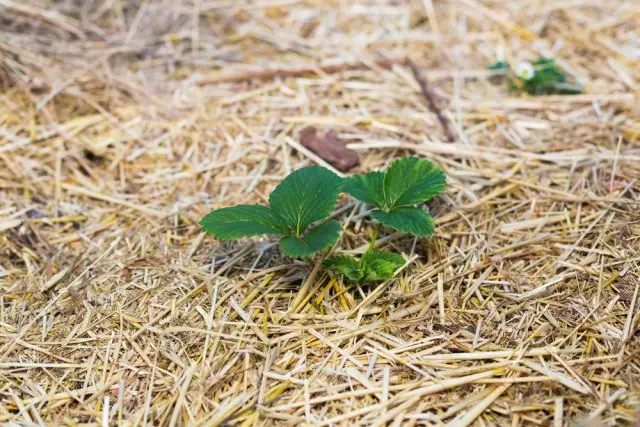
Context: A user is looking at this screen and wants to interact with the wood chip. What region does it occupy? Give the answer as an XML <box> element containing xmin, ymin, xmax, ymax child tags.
<box><xmin>299</xmin><ymin>126</ymin><xmax>360</xmax><ymax>172</ymax></box>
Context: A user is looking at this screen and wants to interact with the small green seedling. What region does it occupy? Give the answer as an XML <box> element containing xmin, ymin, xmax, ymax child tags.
<box><xmin>323</xmin><ymin>250</ymin><xmax>405</xmax><ymax>283</ymax></box>
<box><xmin>488</xmin><ymin>57</ymin><xmax>582</xmax><ymax>95</ymax></box>
<box><xmin>323</xmin><ymin>157</ymin><xmax>445</xmax><ymax>282</ymax></box>
<box><xmin>200</xmin><ymin>157</ymin><xmax>446</xmax><ymax>283</ymax></box>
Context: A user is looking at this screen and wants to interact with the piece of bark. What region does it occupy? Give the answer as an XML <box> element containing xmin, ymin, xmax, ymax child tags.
<box><xmin>299</xmin><ymin>127</ymin><xmax>359</xmax><ymax>172</ymax></box>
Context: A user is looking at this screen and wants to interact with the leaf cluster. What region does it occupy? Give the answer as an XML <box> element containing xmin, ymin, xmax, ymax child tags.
<box><xmin>488</xmin><ymin>57</ymin><xmax>582</xmax><ymax>95</ymax></box>
<box><xmin>200</xmin><ymin>157</ymin><xmax>446</xmax><ymax>281</ymax></box>
<box><xmin>323</xmin><ymin>250</ymin><xmax>404</xmax><ymax>283</ymax></box>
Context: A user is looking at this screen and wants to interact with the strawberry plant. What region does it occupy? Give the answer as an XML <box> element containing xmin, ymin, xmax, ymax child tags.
<box><xmin>487</xmin><ymin>57</ymin><xmax>582</xmax><ymax>95</ymax></box>
<box><xmin>200</xmin><ymin>157</ymin><xmax>446</xmax><ymax>282</ymax></box>
<box><xmin>323</xmin><ymin>157</ymin><xmax>445</xmax><ymax>282</ymax></box>
<box><xmin>323</xmin><ymin>250</ymin><xmax>405</xmax><ymax>283</ymax></box>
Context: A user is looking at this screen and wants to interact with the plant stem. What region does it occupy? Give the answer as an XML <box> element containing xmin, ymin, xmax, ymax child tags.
<box><xmin>368</xmin><ymin>223</ymin><xmax>383</xmax><ymax>252</ymax></box>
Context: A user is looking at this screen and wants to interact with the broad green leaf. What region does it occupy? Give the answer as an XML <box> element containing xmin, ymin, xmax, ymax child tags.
<box><xmin>303</xmin><ymin>220</ymin><xmax>341</xmax><ymax>252</ymax></box>
<box><xmin>372</xmin><ymin>207</ymin><xmax>435</xmax><ymax>236</ymax></box>
<box><xmin>279</xmin><ymin>221</ymin><xmax>342</xmax><ymax>258</ymax></box>
<box><xmin>383</xmin><ymin>157</ymin><xmax>446</xmax><ymax>208</ymax></box>
<box><xmin>200</xmin><ymin>205</ymin><xmax>287</xmax><ymax>240</ymax></box>
<box><xmin>343</xmin><ymin>171</ymin><xmax>385</xmax><ymax>208</ymax></box>
<box><xmin>279</xmin><ymin>236</ymin><xmax>314</xmax><ymax>258</ymax></box>
<box><xmin>361</xmin><ymin>250</ymin><xmax>404</xmax><ymax>281</ymax></box>
<box><xmin>269</xmin><ymin>166</ymin><xmax>343</xmax><ymax>236</ymax></box>
<box><xmin>323</xmin><ymin>256</ymin><xmax>363</xmax><ymax>281</ymax></box>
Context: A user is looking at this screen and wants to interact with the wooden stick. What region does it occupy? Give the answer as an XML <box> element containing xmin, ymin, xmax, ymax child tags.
<box><xmin>408</xmin><ymin>59</ymin><xmax>456</xmax><ymax>142</ymax></box>
<box><xmin>197</xmin><ymin>57</ymin><xmax>409</xmax><ymax>86</ymax></box>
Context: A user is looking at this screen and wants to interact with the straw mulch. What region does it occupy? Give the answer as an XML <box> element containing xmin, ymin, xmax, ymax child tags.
<box><xmin>1</xmin><ymin>0</ymin><xmax>639</xmax><ymax>425</ymax></box>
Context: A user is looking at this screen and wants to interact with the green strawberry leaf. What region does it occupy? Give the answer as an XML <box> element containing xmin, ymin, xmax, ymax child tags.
<box><xmin>302</xmin><ymin>220</ymin><xmax>342</xmax><ymax>252</ymax></box>
<box><xmin>344</xmin><ymin>157</ymin><xmax>444</xmax><ymax>237</ymax></box>
<box><xmin>383</xmin><ymin>157</ymin><xmax>446</xmax><ymax>208</ymax></box>
<box><xmin>200</xmin><ymin>205</ymin><xmax>288</xmax><ymax>240</ymax></box>
<box><xmin>361</xmin><ymin>250</ymin><xmax>404</xmax><ymax>281</ymax></box>
<box><xmin>343</xmin><ymin>171</ymin><xmax>385</xmax><ymax>208</ymax></box>
<box><xmin>372</xmin><ymin>207</ymin><xmax>435</xmax><ymax>236</ymax></box>
<box><xmin>269</xmin><ymin>166</ymin><xmax>343</xmax><ymax>236</ymax></box>
<box><xmin>323</xmin><ymin>256</ymin><xmax>363</xmax><ymax>281</ymax></box>
<box><xmin>279</xmin><ymin>237</ymin><xmax>315</xmax><ymax>258</ymax></box>
<box><xmin>279</xmin><ymin>220</ymin><xmax>342</xmax><ymax>258</ymax></box>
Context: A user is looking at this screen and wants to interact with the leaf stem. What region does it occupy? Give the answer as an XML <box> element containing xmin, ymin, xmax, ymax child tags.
<box><xmin>368</xmin><ymin>223</ymin><xmax>383</xmax><ymax>252</ymax></box>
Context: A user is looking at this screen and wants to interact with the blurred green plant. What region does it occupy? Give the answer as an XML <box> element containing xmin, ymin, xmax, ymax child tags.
<box><xmin>488</xmin><ymin>57</ymin><xmax>582</xmax><ymax>95</ymax></box>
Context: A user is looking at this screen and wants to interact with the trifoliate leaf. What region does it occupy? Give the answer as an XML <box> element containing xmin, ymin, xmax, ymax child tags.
<box><xmin>383</xmin><ymin>157</ymin><xmax>446</xmax><ymax>208</ymax></box>
<box><xmin>200</xmin><ymin>205</ymin><xmax>288</xmax><ymax>240</ymax></box>
<box><xmin>323</xmin><ymin>256</ymin><xmax>363</xmax><ymax>281</ymax></box>
<box><xmin>269</xmin><ymin>166</ymin><xmax>343</xmax><ymax>236</ymax></box>
<box><xmin>279</xmin><ymin>220</ymin><xmax>342</xmax><ymax>258</ymax></box>
<box><xmin>361</xmin><ymin>250</ymin><xmax>404</xmax><ymax>281</ymax></box>
<box><xmin>343</xmin><ymin>171</ymin><xmax>385</xmax><ymax>208</ymax></box>
<box><xmin>345</xmin><ymin>157</ymin><xmax>445</xmax><ymax>213</ymax></box>
<box><xmin>372</xmin><ymin>207</ymin><xmax>435</xmax><ymax>236</ymax></box>
<box><xmin>344</xmin><ymin>157</ymin><xmax>445</xmax><ymax>236</ymax></box>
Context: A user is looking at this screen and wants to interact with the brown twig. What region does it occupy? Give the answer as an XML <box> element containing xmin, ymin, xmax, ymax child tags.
<box><xmin>197</xmin><ymin>57</ymin><xmax>408</xmax><ymax>86</ymax></box>
<box><xmin>408</xmin><ymin>59</ymin><xmax>456</xmax><ymax>142</ymax></box>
